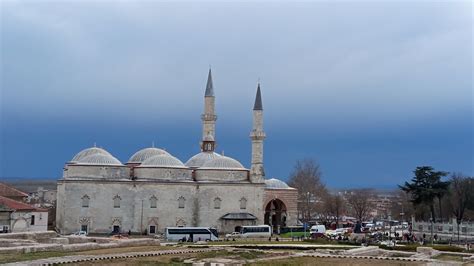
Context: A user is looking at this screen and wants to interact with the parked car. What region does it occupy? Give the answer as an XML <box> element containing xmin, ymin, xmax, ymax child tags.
<box><xmin>70</xmin><ymin>231</ymin><xmax>88</xmax><ymax>237</ymax></box>
<box><xmin>225</xmin><ymin>232</ymin><xmax>242</xmax><ymax>238</ymax></box>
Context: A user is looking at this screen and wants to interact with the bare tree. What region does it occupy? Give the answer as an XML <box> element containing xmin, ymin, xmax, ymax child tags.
<box><xmin>448</xmin><ymin>173</ymin><xmax>473</xmax><ymax>240</ymax></box>
<box><xmin>346</xmin><ymin>189</ymin><xmax>375</xmax><ymax>222</ymax></box>
<box><xmin>288</xmin><ymin>159</ymin><xmax>327</xmax><ymax>223</ymax></box>
<box><xmin>323</xmin><ymin>193</ymin><xmax>345</xmax><ymax>228</ymax></box>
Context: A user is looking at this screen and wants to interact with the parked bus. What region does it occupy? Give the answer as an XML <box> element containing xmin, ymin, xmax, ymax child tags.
<box><xmin>240</xmin><ymin>225</ymin><xmax>271</xmax><ymax>238</ymax></box>
<box><xmin>165</xmin><ymin>227</ymin><xmax>218</xmax><ymax>242</ymax></box>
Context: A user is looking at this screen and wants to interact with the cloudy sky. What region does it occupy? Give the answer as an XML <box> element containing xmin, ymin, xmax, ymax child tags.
<box><xmin>1</xmin><ymin>0</ymin><xmax>472</xmax><ymax>188</ymax></box>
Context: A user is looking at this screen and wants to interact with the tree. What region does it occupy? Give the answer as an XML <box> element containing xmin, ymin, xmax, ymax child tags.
<box><xmin>288</xmin><ymin>159</ymin><xmax>327</xmax><ymax>223</ymax></box>
<box><xmin>448</xmin><ymin>173</ymin><xmax>474</xmax><ymax>240</ymax></box>
<box><xmin>346</xmin><ymin>189</ymin><xmax>375</xmax><ymax>222</ymax></box>
<box><xmin>323</xmin><ymin>193</ymin><xmax>345</xmax><ymax>228</ymax></box>
<box><xmin>399</xmin><ymin>166</ymin><xmax>449</xmax><ymax>221</ymax></box>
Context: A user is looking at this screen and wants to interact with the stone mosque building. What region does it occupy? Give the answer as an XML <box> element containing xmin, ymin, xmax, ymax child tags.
<box><xmin>56</xmin><ymin>70</ymin><xmax>298</xmax><ymax>235</ymax></box>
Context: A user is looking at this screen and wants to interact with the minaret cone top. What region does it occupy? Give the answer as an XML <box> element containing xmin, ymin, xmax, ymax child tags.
<box><xmin>253</xmin><ymin>83</ymin><xmax>263</xmax><ymax>110</ymax></box>
<box><xmin>205</xmin><ymin>68</ymin><xmax>214</xmax><ymax>97</ymax></box>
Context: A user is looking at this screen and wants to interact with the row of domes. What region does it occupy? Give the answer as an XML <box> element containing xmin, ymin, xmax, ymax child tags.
<box><xmin>68</xmin><ymin>146</ymin><xmax>246</xmax><ymax>170</ymax></box>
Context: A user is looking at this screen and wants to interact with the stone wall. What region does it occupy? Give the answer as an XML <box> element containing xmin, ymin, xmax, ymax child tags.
<box><xmin>56</xmin><ymin>179</ymin><xmax>265</xmax><ymax>235</ymax></box>
<box><xmin>134</xmin><ymin>167</ymin><xmax>193</xmax><ymax>181</ymax></box>
<box><xmin>64</xmin><ymin>165</ymin><xmax>130</xmax><ymax>180</ymax></box>
<box><xmin>195</xmin><ymin>169</ymin><xmax>248</xmax><ymax>182</ymax></box>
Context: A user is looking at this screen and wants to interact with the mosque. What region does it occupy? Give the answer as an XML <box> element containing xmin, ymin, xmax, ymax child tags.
<box><xmin>56</xmin><ymin>70</ymin><xmax>298</xmax><ymax>235</ymax></box>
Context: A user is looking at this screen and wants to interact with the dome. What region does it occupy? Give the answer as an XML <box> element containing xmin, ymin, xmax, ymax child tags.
<box><xmin>185</xmin><ymin>152</ymin><xmax>221</xmax><ymax>168</ymax></box>
<box><xmin>70</xmin><ymin>147</ymin><xmax>112</xmax><ymax>163</ymax></box>
<box><xmin>140</xmin><ymin>154</ymin><xmax>186</xmax><ymax>168</ymax></box>
<box><xmin>265</xmin><ymin>178</ymin><xmax>290</xmax><ymax>189</ymax></box>
<box><xmin>201</xmin><ymin>155</ymin><xmax>246</xmax><ymax>170</ymax></box>
<box><xmin>77</xmin><ymin>154</ymin><xmax>122</xmax><ymax>166</ymax></box>
<box><xmin>128</xmin><ymin>147</ymin><xmax>170</xmax><ymax>164</ymax></box>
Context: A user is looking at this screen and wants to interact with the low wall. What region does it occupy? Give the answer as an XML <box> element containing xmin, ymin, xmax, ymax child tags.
<box><xmin>0</xmin><ymin>231</ymin><xmax>57</xmax><ymax>241</ymax></box>
<box><xmin>0</xmin><ymin>238</ymin><xmax>160</xmax><ymax>254</ymax></box>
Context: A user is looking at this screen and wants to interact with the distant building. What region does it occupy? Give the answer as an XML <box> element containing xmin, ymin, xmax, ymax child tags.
<box><xmin>0</xmin><ymin>196</ymin><xmax>48</xmax><ymax>232</ymax></box>
<box><xmin>56</xmin><ymin>70</ymin><xmax>298</xmax><ymax>235</ymax></box>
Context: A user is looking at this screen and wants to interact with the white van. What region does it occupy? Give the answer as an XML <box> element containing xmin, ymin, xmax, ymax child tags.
<box><xmin>310</xmin><ymin>225</ymin><xmax>326</xmax><ymax>238</ymax></box>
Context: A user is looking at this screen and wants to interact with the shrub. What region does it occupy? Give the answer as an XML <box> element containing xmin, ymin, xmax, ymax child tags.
<box><xmin>429</xmin><ymin>245</ymin><xmax>464</xmax><ymax>253</ymax></box>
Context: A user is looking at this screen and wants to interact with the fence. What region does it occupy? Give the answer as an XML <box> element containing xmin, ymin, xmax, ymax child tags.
<box><xmin>411</xmin><ymin>217</ymin><xmax>474</xmax><ymax>238</ymax></box>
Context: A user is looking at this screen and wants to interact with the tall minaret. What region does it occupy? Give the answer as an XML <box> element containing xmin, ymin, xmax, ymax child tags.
<box><xmin>250</xmin><ymin>83</ymin><xmax>266</xmax><ymax>183</ymax></box>
<box><xmin>201</xmin><ymin>68</ymin><xmax>217</xmax><ymax>152</ymax></box>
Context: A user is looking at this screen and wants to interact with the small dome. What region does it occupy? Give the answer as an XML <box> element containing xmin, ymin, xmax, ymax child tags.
<box><xmin>140</xmin><ymin>154</ymin><xmax>186</xmax><ymax>168</ymax></box>
<box><xmin>185</xmin><ymin>152</ymin><xmax>221</xmax><ymax>168</ymax></box>
<box><xmin>77</xmin><ymin>154</ymin><xmax>122</xmax><ymax>166</ymax></box>
<box><xmin>70</xmin><ymin>147</ymin><xmax>112</xmax><ymax>163</ymax></box>
<box><xmin>128</xmin><ymin>147</ymin><xmax>170</xmax><ymax>164</ymax></box>
<box><xmin>201</xmin><ymin>155</ymin><xmax>246</xmax><ymax>170</ymax></box>
<box><xmin>265</xmin><ymin>178</ymin><xmax>290</xmax><ymax>189</ymax></box>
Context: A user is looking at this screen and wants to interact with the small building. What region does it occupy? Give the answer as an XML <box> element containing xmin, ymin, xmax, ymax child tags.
<box><xmin>0</xmin><ymin>183</ymin><xmax>28</xmax><ymax>202</ymax></box>
<box><xmin>0</xmin><ymin>196</ymin><xmax>48</xmax><ymax>232</ymax></box>
<box><xmin>264</xmin><ymin>178</ymin><xmax>298</xmax><ymax>234</ymax></box>
<box><xmin>0</xmin><ymin>205</ymin><xmax>13</xmax><ymax>233</ymax></box>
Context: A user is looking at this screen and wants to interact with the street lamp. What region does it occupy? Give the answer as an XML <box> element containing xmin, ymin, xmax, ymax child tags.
<box><xmin>430</xmin><ymin>215</ymin><xmax>434</xmax><ymax>245</ymax></box>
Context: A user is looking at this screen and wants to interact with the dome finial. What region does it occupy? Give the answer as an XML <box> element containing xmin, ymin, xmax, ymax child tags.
<box><xmin>93</xmin><ymin>142</ymin><xmax>97</xmax><ymax>147</ymax></box>
<box><xmin>151</xmin><ymin>141</ymin><xmax>155</xmax><ymax>148</ymax></box>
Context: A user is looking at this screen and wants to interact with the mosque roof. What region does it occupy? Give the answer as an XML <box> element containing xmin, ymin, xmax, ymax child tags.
<box><xmin>200</xmin><ymin>155</ymin><xmax>246</xmax><ymax>170</ymax></box>
<box><xmin>264</xmin><ymin>178</ymin><xmax>293</xmax><ymax>189</ymax></box>
<box><xmin>70</xmin><ymin>146</ymin><xmax>112</xmax><ymax>163</ymax></box>
<box><xmin>76</xmin><ymin>154</ymin><xmax>123</xmax><ymax>166</ymax></box>
<box><xmin>185</xmin><ymin>152</ymin><xmax>221</xmax><ymax>168</ymax></box>
<box><xmin>140</xmin><ymin>154</ymin><xmax>186</xmax><ymax>168</ymax></box>
<box><xmin>128</xmin><ymin>147</ymin><xmax>170</xmax><ymax>164</ymax></box>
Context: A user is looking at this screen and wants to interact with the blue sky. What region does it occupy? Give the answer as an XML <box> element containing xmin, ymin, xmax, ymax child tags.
<box><xmin>1</xmin><ymin>1</ymin><xmax>472</xmax><ymax>188</ymax></box>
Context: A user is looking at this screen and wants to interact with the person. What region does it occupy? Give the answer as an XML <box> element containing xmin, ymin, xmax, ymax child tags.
<box><xmin>268</xmin><ymin>236</ymin><xmax>271</xmax><ymax>241</ymax></box>
<box><xmin>434</xmin><ymin>234</ymin><xmax>438</xmax><ymax>242</ymax></box>
<box><xmin>128</xmin><ymin>230</ymin><xmax>131</xmax><ymax>236</ymax></box>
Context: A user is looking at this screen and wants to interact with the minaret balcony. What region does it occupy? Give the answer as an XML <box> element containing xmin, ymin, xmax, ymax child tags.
<box><xmin>250</xmin><ymin>130</ymin><xmax>266</xmax><ymax>139</ymax></box>
<box><xmin>201</xmin><ymin>114</ymin><xmax>217</xmax><ymax>121</ymax></box>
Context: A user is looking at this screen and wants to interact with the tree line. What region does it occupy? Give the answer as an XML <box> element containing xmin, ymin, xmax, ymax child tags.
<box><xmin>287</xmin><ymin>160</ymin><xmax>474</xmax><ymax>226</ymax></box>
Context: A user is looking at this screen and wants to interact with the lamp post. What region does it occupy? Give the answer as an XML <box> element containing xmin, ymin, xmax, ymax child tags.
<box><xmin>430</xmin><ymin>216</ymin><xmax>434</xmax><ymax>245</ymax></box>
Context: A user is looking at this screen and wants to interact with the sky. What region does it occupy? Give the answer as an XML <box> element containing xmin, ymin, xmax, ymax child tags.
<box><xmin>0</xmin><ymin>0</ymin><xmax>472</xmax><ymax>188</ymax></box>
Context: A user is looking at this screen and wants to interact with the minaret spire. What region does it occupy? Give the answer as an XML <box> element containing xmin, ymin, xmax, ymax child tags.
<box><xmin>205</xmin><ymin>68</ymin><xmax>214</xmax><ymax>97</ymax></box>
<box><xmin>201</xmin><ymin>68</ymin><xmax>217</xmax><ymax>151</ymax></box>
<box><xmin>253</xmin><ymin>83</ymin><xmax>263</xmax><ymax>110</ymax></box>
<box><xmin>250</xmin><ymin>82</ymin><xmax>266</xmax><ymax>183</ymax></box>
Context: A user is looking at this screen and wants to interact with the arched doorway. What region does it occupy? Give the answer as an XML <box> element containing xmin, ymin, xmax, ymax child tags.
<box><xmin>264</xmin><ymin>199</ymin><xmax>287</xmax><ymax>234</ymax></box>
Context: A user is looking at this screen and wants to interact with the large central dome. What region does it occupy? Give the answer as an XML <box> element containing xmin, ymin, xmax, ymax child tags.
<box><xmin>185</xmin><ymin>152</ymin><xmax>221</xmax><ymax>168</ymax></box>
<box><xmin>140</xmin><ymin>154</ymin><xmax>186</xmax><ymax>168</ymax></box>
<box><xmin>201</xmin><ymin>156</ymin><xmax>246</xmax><ymax>170</ymax></box>
<box><xmin>128</xmin><ymin>147</ymin><xmax>170</xmax><ymax>164</ymax></box>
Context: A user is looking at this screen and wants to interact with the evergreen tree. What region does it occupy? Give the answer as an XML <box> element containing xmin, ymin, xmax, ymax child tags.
<box><xmin>399</xmin><ymin>166</ymin><xmax>449</xmax><ymax>221</ymax></box>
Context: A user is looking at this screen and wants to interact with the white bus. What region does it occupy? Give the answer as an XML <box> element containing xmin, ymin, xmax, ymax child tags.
<box><xmin>165</xmin><ymin>227</ymin><xmax>218</xmax><ymax>242</ymax></box>
<box><xmin>240</xmin><ymin>225</ymin><xmax>272</xmax><ymax>238</ymax></box>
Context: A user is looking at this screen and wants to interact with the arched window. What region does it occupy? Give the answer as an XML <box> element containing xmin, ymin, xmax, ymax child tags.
<box><xmin>214</xmin><ymin>197</ymin><xmax>221</xmax><ymax>209</ymax></box>
<box><xmin>178</xmin><ymin>196</ymin><xmax>185</xmax><ymax>209</ymax></box>
<box><xmin>81</xmin><ymin>195</ymin><xmax>90</xmax><ymax>208</ymax></box>
<box><xmin>240</xmin><ymin>197</ymin><xmax>247</xmax><ymax>209</ymax></box>
<box><xmin>113</xmin><ymin>195</ymin><xmax>121</xmax><ymax>208</ymax></box>
<box><xmin>150</xmin><ymin>196</ymin><xmax>157</xmax><ymax>208</ymax></box>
